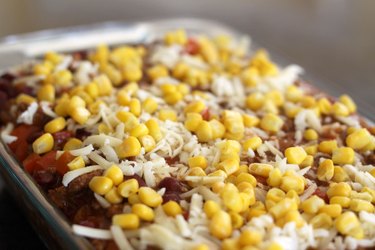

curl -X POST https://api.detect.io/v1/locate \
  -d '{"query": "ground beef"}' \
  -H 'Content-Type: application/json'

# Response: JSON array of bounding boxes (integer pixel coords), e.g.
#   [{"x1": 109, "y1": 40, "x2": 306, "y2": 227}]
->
[{"x1": 67, "y1": 170, "x2": 103, "y2": 194}]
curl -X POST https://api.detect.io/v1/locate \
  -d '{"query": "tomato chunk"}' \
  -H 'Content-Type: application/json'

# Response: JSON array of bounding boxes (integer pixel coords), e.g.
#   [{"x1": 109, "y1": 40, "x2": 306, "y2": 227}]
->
[
  {"x1": 184, "y1": 38, "x2": 200, "y2": 55},
  {"x1": 23, "y1": 153, "x2": 41, "y2": 173},
  {"x1": 56, "y1": 151, "x2": 75, "y2": 176}
]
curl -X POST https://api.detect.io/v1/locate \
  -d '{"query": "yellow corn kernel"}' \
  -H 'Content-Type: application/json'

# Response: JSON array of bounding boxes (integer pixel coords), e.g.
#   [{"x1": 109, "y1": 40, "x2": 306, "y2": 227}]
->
[
  {"x1": 188, "y1": 156, "x2": 207, "y2": 169},
  {"x1": 195, "y1": 120, "x2": 213, "y2": 143},
  {"x1": 128, "y1": 98, "x2": 141, "y2": 117},
  {"x1": 198, "y1": 36, "x2": 219, "y2": 64},
  {"x1": 172, "y1": 62, "x2": 188, "y2": 80},
  {"x1": 164, "y1": 29, "x2": 187, "y2": 45},
  {"x1": 204, "y1": 200, "x2": 221, "y2": 219},
  {"x1": 112, "y1": 213, "x2": 140, "y2": 229},
  {"x1": 318, "y1": 140, "x2": 338, "y2": 154},
  {"x1": 142, "y1": 97, "x2": 158, "y2": 114},
  {"x1": 350, "y1": 199, "x2": 375, "y2": 213},
  {"x1": 44, "y1": 51, "x2": 62, "y2": 64},
  {"x1": 280, "y1": 175, "x2": 305, "y2": 194},
  {"x1": 346, "y1": 128, "x2": 371, "y2": 150},
  {"x1": 104, "y1": 165, "x2": 124, "y2": 186},
  {"x1": 243, "y1": 136, "x2": 263, "y2": 152},
  {"x1": 239, "y1": 230, "x2": 262, "y2": 246},
  {"x1": 44, "y1": 117, "x2": 66, "y2": 134},
  {"x1": 243, "y1": 114, "x2": 260, "y2": 128},
  {"x1": 266, "y1": 188, "x2": 286, "y2": 204},
  {"x1": 94, "y1": 75, "x2": 113, "y2": 96},
  {"x1": 260, "y1": 113, "x2": 284, "y2": 133},
  {"x1": 176, "y1": 83, "x2": 190, "y2": 95},
  {"x1": 37, "y1": 84, "x2": 55, "y2": 102},
  {"x1": 236, "y1": 173, "x2": 257, "y2": 187},
  {"x1": 332, "y1": 147, "x2": 354, "y2": 165},
  {"x1": 249, "y1": 163, "x2": 273, "y2": 177},
  {"x1": 221, "y1": 238, "x2": 239, "y2": 250},
  {"x1": 332, "y1": 102, "x2": 349, "y2": 117},
  {"x1": 164, "y1": 92, "x2": 183, "y2": 105},
  {"x1": 129, "y1": 124, "x2": 149, "y2": 138},
  {"x1": 117, "y1": 179, "x2": 139, "y2": 198},
  {"x1": 161, "y1": 83, "x2": 177, "y2": 95},
  {"x1": 70, "y1": 107, "x2": 91, "y2": 125},
  {"x1": 89, "y1": 176, "x2": 113, "y2": 195},
  {"x1": 184, "y1": 100, "x2": 205, "y2": 114},
  {"x1": 229, "y1": 211, "x2": 243, "y2": 229},
  {"x1": 266, "y1": 168, "x2": 282, "y2": 187},
  {"x1": 332, "y1": 165, "x2": 350, "y2": 182},
  {"x1": 330, "y1": 196, "x2": 350, "y2": 208},
  {"x1": 193, "y1": 244, "x2": 209, "y2": 250},
  {"x1": 32, "y1": 133, "x2": 54, "y2": 154},
  {"x1": 285, "y1": 146, "x2": 307, "y2": 165},
  {"x1": 104, "y1": 187, "x2": 123, "y2": 204},
  {"x1": 221, "y1": 189, "x2": 243, "y2": 213},
  {"x1": 317, "y1": 159, "x2": 334, "y2": 182},
  {"x1": 301, "y1": 195, "x2": 325, "y2": 214},
  {"x1": 138, "y1": 187, "x2": 162, "y2": 208},
  {"x1": 262, "y1": 99, "x2": 278, "y2": 114},
  {"x1": 209, "y1": 210, "x2": 232, "y2": 239},
  {"x1": 335, "y1": 212, "x2": 363, "y2": 239},
  {"x1": 339, "y1": 95, "x2": 356, "y2": 114},
  {"x1": 116, "y1": 89, "x2": 131, "y2": 106},
  {"x1": 98, "y1": 123, "x2": 111, "y2": 134},
  {"x1": 304, "y1": 145, "x2": 317, "y2": 156},
  {"x1": 34, "y1": 61, "x2": 53, "y2": 75},
  {"x1": 286, "y1": 190, "x2": 301, "y2": 205},
  {"x1": 266, "y1": 90, "x2": 284, "y2": 107},
  {"x1": 310, "y1": 213, "x2": 332, "y2": 229},
  {"x1": 283, "y1": 210, "x2": 304, "y2": 228},
  {"x1": 63, "y1": 138, "x2": 83, "y2": 151},
  {"x1": 317, "y1": 98, "x2": 332, "y2": 115},
  {"x1": 145, "y1": 118, "x2": 163, "y2": 141},
  {"x1": 88, "y1": 100, "x2": 105, "y2": 114},
  {"x1": 209, "y1": 119, "x2": 226, "y2": 139},
  {"x1": 236, "y1": 182, "x2": 254, "y2": 193},
  {"x1": 300, "y1": 155, "x2": 314, "y2": 168},
  {"x1": 319, "y1": 204, "x2": 342, "y2": 218},
  {"x1": 102, "y1": 64, "x2": 122, "y2": 86},
  {"x1": 16, "y1": 94, "x2": 36, "y2": 104},
  {"x1": 184, "y1": 113, "x2": 203, "y2": 132},
  {"x1": 54, "y1": 70, "x2": 73, "y2": 86},
  {"x1": 222, "y1": 110, "x2": 244, "y2": 140},
  {"x1": 234, "y1": 164, "x2": 249, "y2": 176},
  {"x1": 132, "y1": 203, "x2": 155, "y2": 221},
  {"x1": 162, "y1": 201, "x2": 182, "y2": 217},
  {"x1": 158, "y1": 109, "x2": 177, "y2": 121},
  {"x1": 218, "y1": 159, "x2": 240, "y2": 176},
  {"x1": 139, "y1": 135, "x2": 156, "y2": 153},
  {"x1": 128, "y1": 192, "x2": 140, "y2": 205},
  {"x1": 67, "y1": 156, "x2": 85, "y2": 170},
  {"x1": 269, "y1": 198, "x2": 297, "y2": 219},
  {"x1": 116, "y1": 136, "x2": 141, "y2": 158},
  {"x1": 286, "y1": 85, "x2": 303, "y2": 103},
  {"x1": 240, "y1": 191, "x2": 255, "y2": 211},
  {"x1": 245, "y1": 92, "x2": 265, "y2": 111},
  {"x1": 327, "y1": 182, "x2": 352, "y2": 198},
  {"x1": 188, "y1": 167, "x2": 206, "y2": 177},
  {"x1": 303, "y1": 129, "x2": 318, "y2": 141},
  {"x1": 218, "y1": 140, "x2": 241, "y2": 157},
  {"x1": 122, "y1": 64, "x2": 142, "y2": 82},
  {"x1": 351, "y1": 191, "x2": 373, "y2": 202},
  {"x1": 147, "y1": 64, "x2": 169, "y2": 81},
  {"x1": 361, "y1": 187, "x2": 375, "y2": 203},
  {"x1": 284, "y1": 104, "x2": 301, "y2": 118},
  {"x1": 241, "y1": 67, "x2": 259, "y2": 87},
  {"x1": 122, "y1": 82, "x2": 139, "y2": 95}
]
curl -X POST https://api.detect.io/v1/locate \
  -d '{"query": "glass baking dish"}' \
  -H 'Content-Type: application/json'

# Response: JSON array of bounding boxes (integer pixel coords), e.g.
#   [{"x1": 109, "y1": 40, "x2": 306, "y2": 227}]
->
[{"x1": 0, "y1": 18, "x2": 372, "y2": 249}]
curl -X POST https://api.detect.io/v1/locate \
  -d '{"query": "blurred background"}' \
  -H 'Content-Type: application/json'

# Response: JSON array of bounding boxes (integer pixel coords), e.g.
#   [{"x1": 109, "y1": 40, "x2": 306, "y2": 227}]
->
[{"x1": 0, "y1": 0, "x2": 374, "y2": 248}]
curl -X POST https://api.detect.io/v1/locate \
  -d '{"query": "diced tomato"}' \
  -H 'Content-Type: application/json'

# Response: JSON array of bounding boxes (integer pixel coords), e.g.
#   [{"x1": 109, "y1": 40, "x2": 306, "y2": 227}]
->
[
  {"x1": 14, "y1": 140, "x2": 30, "y2": 162},
  {"x1": 34, "y1": 150, "x2": 57, "y2": 171},
  {"x1": 184, "y1": 38, "x2": 200, "y2": 55},
  {"x1": 201, "y1": 108, "x2": 210, "y2": 121},
  {"x1": 9, "y1": 124, "x2": 39, "y2": 152},
  {"x1": 23, "y1": 153, "x2": 41, "y2": 173},
  {"x1": 254, "y1": 175, "x2": 267, "y2": 185},
  {"x1": 56, "y1": 151, "x2": 75, "y2": 176}
]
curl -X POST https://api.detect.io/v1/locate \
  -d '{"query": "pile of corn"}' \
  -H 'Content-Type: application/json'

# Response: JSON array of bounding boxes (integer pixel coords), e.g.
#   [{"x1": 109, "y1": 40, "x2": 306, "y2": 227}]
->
[{"x1": 14, "y1": 28, "x2": 375, "y2": 250}]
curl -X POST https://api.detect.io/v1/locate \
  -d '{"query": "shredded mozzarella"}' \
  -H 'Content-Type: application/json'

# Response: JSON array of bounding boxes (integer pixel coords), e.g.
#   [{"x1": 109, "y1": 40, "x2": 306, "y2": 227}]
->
[
  {"x1": 16, "y1": 102, "x2": 38, "y2": 125},
  {"x1": 62, "y1": 165, "x2": 103, "y2": 186},
  {"x1": 72, "y1": 224, "x2": 112, "y2": 240}
]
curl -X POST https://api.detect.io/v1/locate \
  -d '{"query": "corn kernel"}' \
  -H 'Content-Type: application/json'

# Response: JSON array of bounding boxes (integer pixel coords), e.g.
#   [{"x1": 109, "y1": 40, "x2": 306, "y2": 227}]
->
[
  {"x1": 142, "y1": 97, "x2": 158, "y2": 114},
  {"x1": 310, "y1": 213, "x2": 332, "y2": 229},
  {"x1": 184, "y1": 113, "x2": 203, "y2": 132},
  {"x1": 122, "y1": 64, "x2": 142, "y2": 82},
  {"x1": 236, "y1": 173, "x2": 257, "y2": 187},
  {"x1": 117, "y1": 89, "x2": 131, "y2": 106},
  {"x1": 188, "y1": 156, "x2": 207, "y2": 169},
  {"x1": 332, "y1": 102, "x2": 349, "y2": 117},
  {"x1": 158, "y1": 109, "x2": 177, "y2": 121},
  {"x1": 346, "y1": 128, "x2": 371, "y2": 150},
  {"x1": 130, "y1": 124, "x2": 149, "y2": 138},
  {"x1": 37, "y1": 84, "x2": 55, "y2": 102},
  {"x1": 266, "y1": 188, "x2": 286, "y2": 203},
  {"x1": 243, "y1": 114, "x2": 259, "y2": 128},
  {"x1": 94, "y1": 75, "x2": 113, "y2": 96},
  {"x1": 286, "y1": 85, "x2": 303, "y2": 103},
  {"x1": 128, "y1": 193, "x2": 140, "y2": 205},
  {"x1": 218, "y1": 159, "x2": 240, "y2": 176},
  {"x1": 221, "y1": 189, "x2": 243, "y2": 213},
  {"x1": 209, "y1": 119, "x2": 226, "y2": 139},
  {"x1": 239, "y1": 230, "x2": 262, "y2": 246},
  {"x1": 332, "y1": 147, "x2": 354, "y2": 165},
  {"x1": 222, "y1": 110, "x2": 244, "y2": 140},
  {"x1": 104, "y1": 187, "x2": 123, "y2": 204},
  {"x1": 132, "y1": 203, "x2": 155, "y2": 221},
  {"x1": 327, "y1": 182, "x2": 352, "y2": 198},
  {"x1": 330, "y1": 196, "x2": 351, "y2": 208},
  {"x1": 318, "y1": 140, "x2": 338, "y2": 154},
  {"x1": 184, "y1": 100, "x2": 205, "y2": 114},
  {"x1": 243, "y1": 136, "x2": 263, "y2": 152},
  {"x1": 63, "y1": 138, "x2": 83, "y2": 151},
  {"x1": 70, "y1": 107, "x2": 91, "y2": 125},
  {"x1": 44, "y1": 117, "x2": 66, "y2": 134},
  {"x1": 269, "y1": 198, "x2": 297, "y2": 219},
  {"x1": 350, "y1": 191, "x2": 373, "y2": 202},
  {"x1": 147, "y1": 65, "x2": 169, "y2": 81},
  {"x1": 350, "y1": 199, "x2": 375, "y2": 213},
  {"x1": 335, "y1": 212, "x2": 363, "y2": 239},
  {"x1": 303, "y1": 129, "x2": 318, "y2": 141},
  {"x1": 339, "y1": 95, "x2": 356, "y2": 113},
  {"x1": 209, "y1": 210, "x2": 232, "y2": 239},
  {"x1": 16, "y1": 94, "x2": 36, "y2": 104},
  {"x1": 204, "y1": 200, "x2": 221, "y2": 219},
  {"x1": 249, "y1": 163, "x2": 273, "y2": 177},
  {"x1": 246, "y1": 92, "x2": 265, "y2": 111},
  {"x1": 285, "y1": 146, "x2": 307, "y2": 165},
  {"x1": 89, "y1": 176, "x2": 113, "y2": 195},
  {"x1": 164, "y1": 92, "x2": 183, "y2": 105},
  {"x1": 280, "y1": 175, "x2": 305, "y2": 194},
  {"x1": 300, "y1": 155, "x2": 314, "y2": 168},
  {"x1": 267, "y1": 168, "x2": 282, "y2": 187},
  {"x1": 332, "y1": 165, "x2": 350, "y2": 182},
  {"x1": 162, "y1": 200, "x2": 182, "y2": 217},
  {"x1": 116, "y1": 136, "x2": 141, "y2": 158},
  {"x1": 32, "y1": 133, "x2": 54, "y2": 154},
  {"x1": 67, "y1": 156, "x2": 85, "y2": 170},
  {"x1": 138, "y1": 187, "x2": 162, "y2": 208},
  {"x1": 195, "y1": 121, "x2": 213, "y2": 143},
  {"x1": 241, "y1": 67, "x2": 259, "y2": 87},
  {"x1": 317, "y1": 98, "x2": 332, "y2": 115},
  {"x1": 317, "y1": 159, "x2": 334, "y2": 182},
  {"x1": 104, "y1": 165, "x2": 124, "y2": 186},
  {"x1": 117, "y1": 179, "x2": 139, "y2": 198},
  {"x1": 139, "y1": 135, "x2": 156, "y2": 153},
  {"x1": 260, "y1": 113, "x2": 284, "y2": 133},
  {"x1": 301, "y1": 195, "x2": 325, "y2": 214},
  {"x1": 319, "y1": 204, "x2": 342, "y2": 218},
  {"x1": 145, "y1": 118, "x2": 163, "y2": 141},
  {"x1": 112, "y1": 213, "x2": 139, "y2": 229},
  {"x1": 286, "y1": 190, "x2": 300, "y2": 205}
]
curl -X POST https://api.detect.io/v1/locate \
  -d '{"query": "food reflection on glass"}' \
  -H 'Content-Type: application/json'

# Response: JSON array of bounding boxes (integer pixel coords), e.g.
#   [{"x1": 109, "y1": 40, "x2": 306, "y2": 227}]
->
[{"x1": 1, "y1": 28, "x2": 374, "y2": 250}]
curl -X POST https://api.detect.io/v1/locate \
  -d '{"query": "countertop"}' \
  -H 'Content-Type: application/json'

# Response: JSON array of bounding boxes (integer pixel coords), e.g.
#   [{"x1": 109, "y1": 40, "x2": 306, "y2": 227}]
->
[{"x1": 0, "y1": 0, "x2": 374, "y2": 248}]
